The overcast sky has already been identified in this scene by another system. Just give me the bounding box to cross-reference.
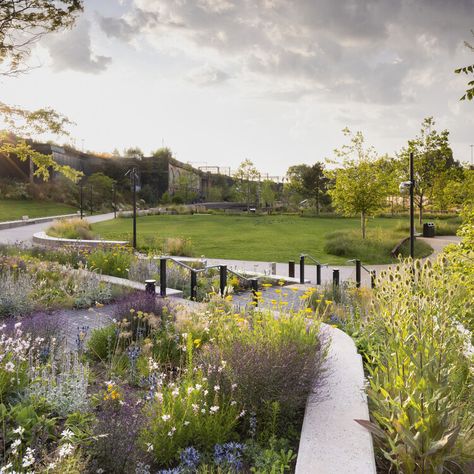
[1,0,473,175]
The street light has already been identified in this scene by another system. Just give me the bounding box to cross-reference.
[79,180,84,219]
[399,151,415,259]
[125,167,139,249]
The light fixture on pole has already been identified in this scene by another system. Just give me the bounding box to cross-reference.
[399,151,415,259]
[125,167,139,249]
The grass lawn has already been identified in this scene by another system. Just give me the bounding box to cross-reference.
[93,214,436,264]
[0,200,77,222]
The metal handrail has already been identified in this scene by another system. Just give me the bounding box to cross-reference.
[346,259,372,274]
[302,253,328,266]
[227,268,256,283]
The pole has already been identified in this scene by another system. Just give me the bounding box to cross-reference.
[113,183,117,219]
[355,260,361,288]
[409,152,415,259]
[316,264,321,285]
[299,255,305,284]
[89,184,93,215]
[190,270,197,300]
[132,168,137,249]
[219,265,227,296]
[160,257,167,297]
[79,182,83,219]
[288,260,295,278]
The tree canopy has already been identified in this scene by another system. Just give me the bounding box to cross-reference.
[0,0,83,76]
[454,31,474,101]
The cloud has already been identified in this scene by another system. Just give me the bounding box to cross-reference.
[46,18,112,74]
[186,64,230,86]
[96,0,474,103]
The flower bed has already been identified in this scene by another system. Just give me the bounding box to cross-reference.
[0,290,327,473]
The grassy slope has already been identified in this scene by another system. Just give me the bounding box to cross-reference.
[0,200,76,222]
[93,214,433,264]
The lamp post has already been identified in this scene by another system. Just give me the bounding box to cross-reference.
[125,167,139,249]
[112,183,117,219]
[89,184,93,216]
[79,180,84,219]
[399,151,415,259]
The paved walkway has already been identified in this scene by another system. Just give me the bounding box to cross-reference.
[0,212,116,245]
[206,235,460,288]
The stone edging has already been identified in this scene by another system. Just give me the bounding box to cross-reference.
[33,231,128,249]
[296,323,376,474]
[0,213,79,230]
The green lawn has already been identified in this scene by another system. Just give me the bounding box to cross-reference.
[0,200,77,222]
[93,214,434,264]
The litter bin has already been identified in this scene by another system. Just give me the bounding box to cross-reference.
[423,222,435,237]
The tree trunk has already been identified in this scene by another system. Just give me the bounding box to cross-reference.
[361,211,366,239]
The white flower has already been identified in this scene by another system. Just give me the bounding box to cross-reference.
[58,443,74,458]
[22,447,35,468]
[231,400,237,406]
[239,410,246,418]
[231,383,237,390]
[210,406,219,414]
[204,389,208,396]
[171,388,179,397]
[4,361,14,373]
[161,414,171,422]
[184,420,190,426]
[61,428,74,441]
[167,427,176,437]
[96,469,105,474]
[201,408,206,414]
[195,383,202,391]
[146,443,154,452]
[192,403,199,412]
[48,462,57,470]
[155,392,163,402]
[187,387,193,395]
[14,322,22,329]
[13,426,25,436]
[214,385,220,392]
[11,438,21,454]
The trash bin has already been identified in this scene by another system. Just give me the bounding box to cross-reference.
[423,222,435,237]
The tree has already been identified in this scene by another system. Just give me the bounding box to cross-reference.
[0,0,84,181]
[260,180,276,211]
[286,162,329,214]
[0,0,83,76]
[398,117,459,223]
[123,147,144,159]
[454,30,474,101]
[328,128,386,238]
[86,172,115,212]
[233,159,260,211]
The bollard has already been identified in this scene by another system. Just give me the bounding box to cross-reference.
[371,270,376,289]
[251,278,259,306]
[288,260,295,278]
[355,260,361,288]
[316,264,321,285]
[160,257,167,297]
[333,269,340,287]
[190,270,198,300]
[219,265,227,296]
[271,262,277,275]
[299,255,305,284]
[145,279,156,295]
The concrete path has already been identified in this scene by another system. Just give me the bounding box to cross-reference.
[0,212,116,245]
[206,235,460,287]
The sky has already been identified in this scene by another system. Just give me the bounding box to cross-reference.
[1,0,474,176]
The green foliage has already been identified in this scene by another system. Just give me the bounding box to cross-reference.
[47,218,96,240]
[233,159,261,209]
[86,246,133,278]
[358,258,474,472]
[454,32,474,101]
[328,128,387,238]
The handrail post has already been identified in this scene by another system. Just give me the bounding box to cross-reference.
[371,270,376,289]
[191,269,198,300]
[219,265,227,296]
[251,278,259,306]
[316,264,321,285]
[333,269,340,299]
[355,259,361,288]
[160,257,167,297]
[288,260,295,278]
[145,279,156,295]
[299,255,305,284]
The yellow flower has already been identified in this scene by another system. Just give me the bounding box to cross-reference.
[305,308,313,313]
[325,300,333,305]
[262,283,272,288]
[275,289,282,294]
[291,287,299,292]
[194,338,201,347]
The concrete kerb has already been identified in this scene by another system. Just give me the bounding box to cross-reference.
[0,213,79,230]
[33,231,128,249]
[296,323,376,473]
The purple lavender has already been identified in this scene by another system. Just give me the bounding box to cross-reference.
[179,446,201,470]
[214,442,245,471]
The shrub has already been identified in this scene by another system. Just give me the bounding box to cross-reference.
[73,273,113,308]
[87,324,117,361]
[207,308,326,440]
[163,237,194,257]
[86,246,133,278]
[0,269,34,317]
[46,218,96,240]
[29,352,89,417]
[140,339,241,467]
[358,258,474,471]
